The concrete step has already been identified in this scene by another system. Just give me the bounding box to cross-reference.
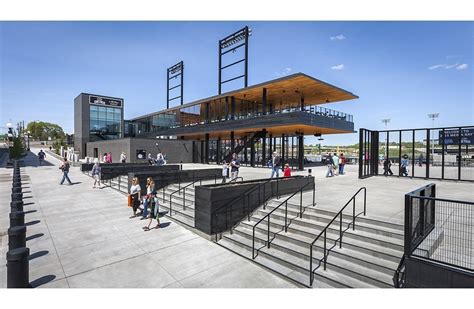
[219,234,379,288]
[253,209,404,249]
[230,226,394,287]
[158,203,195,227]
[237,220,402,263]
[264,202,404,240]
[268,200,404,232]
[232,222,398,276]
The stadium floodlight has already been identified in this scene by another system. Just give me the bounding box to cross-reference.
[381,118,390,130]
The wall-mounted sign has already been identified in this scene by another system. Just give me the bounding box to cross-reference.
[136,149,146,160]
[440,128,474,145]
[89,95,123,108]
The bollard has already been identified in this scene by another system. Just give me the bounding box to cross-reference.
[7,247,30,288]
[11,192,23,201]
[13,181,22,188]
[10,200,24,212]
[10,211,25,227]
[308,169,312,176]
[8,225,27,250]
[12,186,22,194]
[13,175,21,182]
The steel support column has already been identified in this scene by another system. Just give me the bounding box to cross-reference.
[205,134,209,164]
[262,88,267,115]
[298,134,304,170]
[216,137,221,164]
[262,130,267,166]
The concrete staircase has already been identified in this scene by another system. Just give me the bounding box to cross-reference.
[216,198,404,288]
[106,175,403,288]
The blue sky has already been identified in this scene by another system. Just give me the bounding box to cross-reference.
[0,21,472,145]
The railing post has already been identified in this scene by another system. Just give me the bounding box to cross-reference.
[162,187,165,202]
[267,216,271,248]
[252,227,255,259]
[248,194,251,221]
[363,188,367,216]
[300,189,303,218]
[309,244,313,286]
[312,181,316,206]
[339,212,343,248]
[183,187,186,210]
[352,198,356,230]
[285,201,288,232]
[169,198,172,216]
[323,230,327,270]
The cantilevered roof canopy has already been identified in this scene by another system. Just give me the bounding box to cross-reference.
[131,73,358,120]
[226,72,358,105]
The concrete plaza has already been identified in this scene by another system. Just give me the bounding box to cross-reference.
[0,150,296,288]
[1,149,472,288]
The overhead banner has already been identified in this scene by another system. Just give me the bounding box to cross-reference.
[440,128,474,145]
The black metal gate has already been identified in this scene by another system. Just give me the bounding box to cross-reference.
[359,126,474,182]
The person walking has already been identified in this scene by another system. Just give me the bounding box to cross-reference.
[221,160,229,183]
[283,163,291,177]
[91,160,102,189]
[129,177,142,218]
[230,153,241,180]
[37,149,46,166]
[142,190,160,231]
[401,154,410,177]
[339,153,346,175]
[120,152,127,163]
[332,153,340,176]
[59,157,72,185]
[418,153,423,167]
[156,152,164,166]
[106,152,113,163]
[102,153,108,163]
[141,177,155,220]
[325,153,334,177]
[270,151,281,178]
[383,156,393,176]
[147,153,155,165]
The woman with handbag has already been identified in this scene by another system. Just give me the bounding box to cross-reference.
[141,177,155,220]
[129,177,142,218]
[142,190,160,231]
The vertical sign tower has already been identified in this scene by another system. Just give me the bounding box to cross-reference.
[166,61,184,109]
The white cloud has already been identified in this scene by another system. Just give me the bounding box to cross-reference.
[428,63,468,70]
[275,67,293,77]
[330,34,346,41]
[331,64,345,70]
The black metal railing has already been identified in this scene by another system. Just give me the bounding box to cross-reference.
[229,177,244,183]
[251,181,316,259]
[309,187,367,286]
[166,175,217,216]
[394,183,473,287]
[213,177,292,241]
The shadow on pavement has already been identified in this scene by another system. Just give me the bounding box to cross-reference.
[30,275,56,288]
[26,233,44,241]
[29,250,49,261]
[25,220,40,226]
[159,222,171,228]
[24,209,37,215]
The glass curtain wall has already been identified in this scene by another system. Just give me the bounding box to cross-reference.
[89,105,122,141]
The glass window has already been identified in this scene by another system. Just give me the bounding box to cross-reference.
[98,107,107,119]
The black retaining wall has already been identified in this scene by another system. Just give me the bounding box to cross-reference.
[195,176,315,235]
[405,256,474,287]
[128,168,222,193]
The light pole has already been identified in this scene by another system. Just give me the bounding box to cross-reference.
[428,113,440,161]
[381,119,390,130]
[26,130,31,151]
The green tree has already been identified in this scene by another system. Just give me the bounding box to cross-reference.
[26,121,65,141]
[9,136,26,159]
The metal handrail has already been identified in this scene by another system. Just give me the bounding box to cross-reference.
[309,187,367,286]
[393,254,407,288]
[213,176,297,240]
[168,175,217,216]
[252,181,316,259]
[229,177,244,183]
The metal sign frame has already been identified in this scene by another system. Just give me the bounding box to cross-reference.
[167,61,184,109]
[218,26,251,94]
